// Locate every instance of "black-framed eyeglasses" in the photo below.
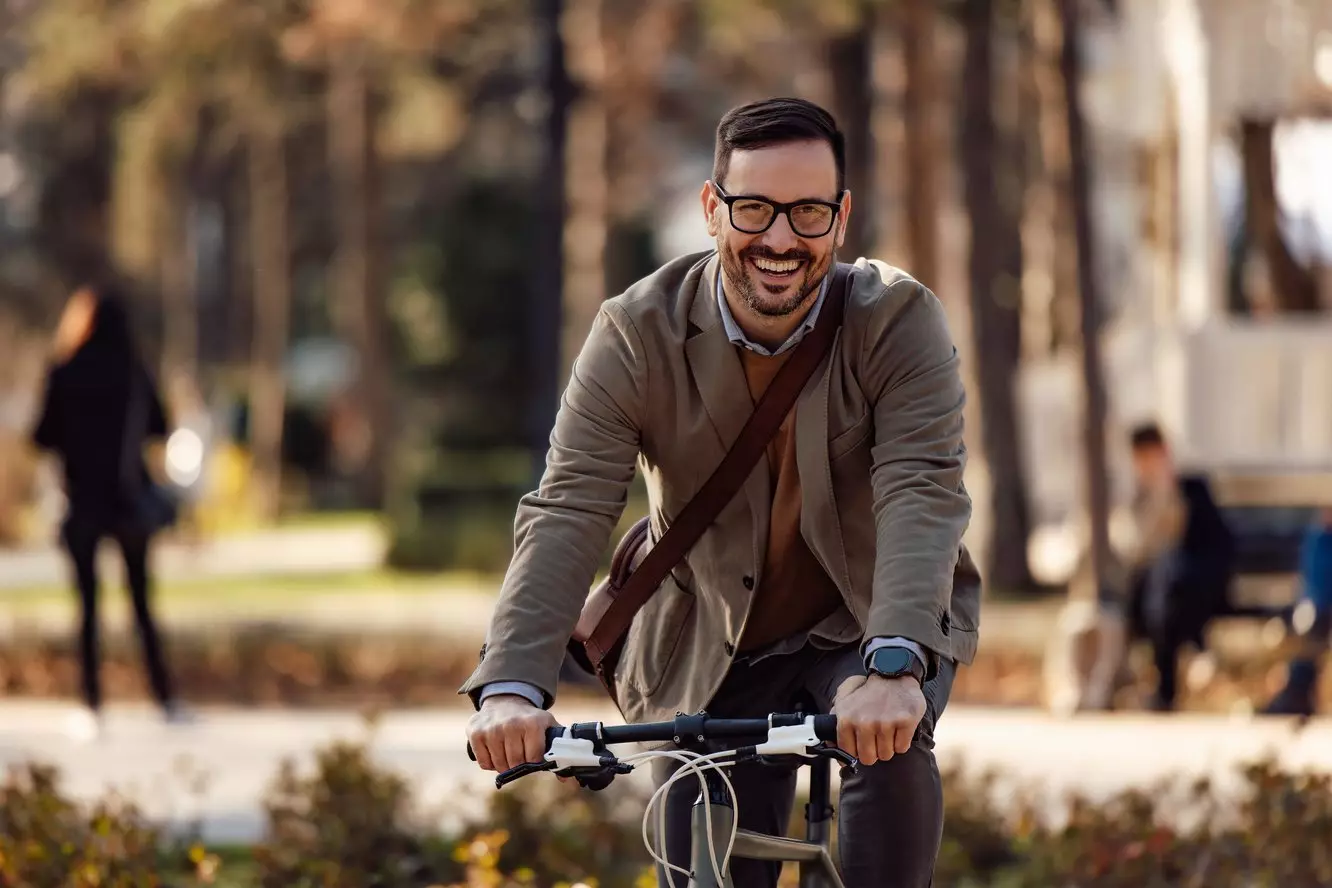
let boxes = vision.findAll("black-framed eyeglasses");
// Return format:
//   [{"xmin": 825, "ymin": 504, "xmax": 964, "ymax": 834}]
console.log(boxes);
[{"xmin": 712, "ymin": 183, "xmax": 844, "ymax": 238}]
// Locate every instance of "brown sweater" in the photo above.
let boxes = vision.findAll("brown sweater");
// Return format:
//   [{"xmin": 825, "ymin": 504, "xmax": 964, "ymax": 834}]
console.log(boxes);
[{"xmin": 735, "ymin": 347, "xmax": 846, "ymax": 652}]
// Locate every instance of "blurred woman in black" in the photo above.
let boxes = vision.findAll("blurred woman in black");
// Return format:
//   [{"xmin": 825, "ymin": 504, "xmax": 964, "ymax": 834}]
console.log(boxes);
[{"xmin": 31, "ymin": 284, "xmax": 184, "ymax": 739}]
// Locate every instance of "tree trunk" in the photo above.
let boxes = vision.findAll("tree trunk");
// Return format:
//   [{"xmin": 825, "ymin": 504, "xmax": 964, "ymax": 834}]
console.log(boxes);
[
  {"xmin": 961, "ymin": 0, "xmax": 1035, "ymax": 594},
  {"xmin": 1239, "ymin": 118, "xmax": 1320, "ymax": 314},
  {"xmin": 247, "ymin": 119, "xmax": 291, "ymax": 521},
  {"xmin": 1060, "ymin": 0, "xmax": 1112, "ymax": 599},
  {"xmin": 900, "ymin": 0, "xmax": 939, "ymax": 288},
  {"xmin": 825, "ymin": 2, "xmax": 874, "ymax": 260},
  {"xmin": 561, "ymin": 0, "xmax": 608, "ymax": 384},
  {"xmin": 157, "ymin": 166, "xmax": 198, "ymax": 403},
  {"xmin": 1020, "ymin": 0, "xmax": 1080, "ymax": 355},
  {"xmin": 529, "ymin": 0, "xmax": 571, "ymax": 484},
  {"xmin": 328, "ymin": 45, "xmax": 392, "ymax": 507}
]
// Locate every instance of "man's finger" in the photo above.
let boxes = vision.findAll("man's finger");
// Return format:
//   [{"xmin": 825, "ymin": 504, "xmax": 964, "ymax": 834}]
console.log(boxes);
[
  {"xmin": 524, "ymin": 723, "xmax": 547, "ymax": 765},
  {"xmin": 893, "ymin": 721, "xmax": 914, "ymax": 756},
  {"xmin": 504, "ymin": 732, "xmax": 527, "ymax": 771},
  {"xmin": 837, "ymin": 720, "xmax": 859, "ymax": 760},
  {"xmin": 472, "ymin": 733, "xmax": 496, "ymax": 772},
  {"xmin": 855, "ymin": 724, "xmax": 879, "ymax": 766}
]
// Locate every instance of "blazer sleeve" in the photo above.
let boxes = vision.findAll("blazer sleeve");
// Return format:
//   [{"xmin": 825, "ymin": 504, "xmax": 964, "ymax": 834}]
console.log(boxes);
[
  {"xmin": 458, "ymin": 301, "xmax": 648, "ymax": 708},
  {"xmin": 858, "ymin": 279, "xmax": 971, "ymax": 669}
]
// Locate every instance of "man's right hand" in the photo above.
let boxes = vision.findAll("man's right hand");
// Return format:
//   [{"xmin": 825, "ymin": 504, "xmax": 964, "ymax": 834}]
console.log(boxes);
[{"xmin": 466, "ymin": 694, "xmax": 559, "ymax": 773}]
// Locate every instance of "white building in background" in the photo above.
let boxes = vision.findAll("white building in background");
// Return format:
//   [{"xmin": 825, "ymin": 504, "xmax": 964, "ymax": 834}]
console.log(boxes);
[{"xmin": 1020, "ymin": 0, "xmax": 1332, "ymax": 558}]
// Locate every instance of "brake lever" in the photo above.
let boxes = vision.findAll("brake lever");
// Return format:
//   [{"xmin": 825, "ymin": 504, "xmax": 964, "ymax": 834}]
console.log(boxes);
[
  {"xmin": 494, "ymin": 760, "xmax": 557, "ymax": 789},
  {"xmin": 813, "ymin": 743, "xmax": 860, "ymax": 776},
  {"xmin": 559, "ymin": 762, "xmax": 634, "ymax": 792}
]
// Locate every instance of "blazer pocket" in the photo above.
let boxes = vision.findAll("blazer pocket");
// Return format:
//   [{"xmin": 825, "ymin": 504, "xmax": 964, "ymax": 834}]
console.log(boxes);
[
  {"xmin": 828, "ymin": 412, "xmax": 872, "ymax": 461},
  {"xmin": 622, "ymin": 576, "xmax": 696, "ymax": 698}
]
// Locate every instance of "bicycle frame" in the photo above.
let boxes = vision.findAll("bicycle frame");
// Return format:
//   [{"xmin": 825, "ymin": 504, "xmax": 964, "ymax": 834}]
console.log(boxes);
[
  {"xmin": 472, "ymin": 711, "xmax": 849, "ymax": 888},
  {"xmin": 674, "ymin": 754, "xmax": 844, "ymax": 888}
]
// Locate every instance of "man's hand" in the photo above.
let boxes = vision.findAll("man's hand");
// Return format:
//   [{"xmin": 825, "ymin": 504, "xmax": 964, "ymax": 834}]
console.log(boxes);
[
  {"xmin": 467, "ymin": 694, "xmax": 560, "ymax": 773},
  {"xmin": 831, "ymin": 674, "xmax": 927, "ymax": 766}
]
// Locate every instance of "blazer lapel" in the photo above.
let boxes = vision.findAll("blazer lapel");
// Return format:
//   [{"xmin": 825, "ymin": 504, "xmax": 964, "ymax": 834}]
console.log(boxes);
[{"xmin": 684, "ymin": 254, "xmax": 772, "ymax": 575}]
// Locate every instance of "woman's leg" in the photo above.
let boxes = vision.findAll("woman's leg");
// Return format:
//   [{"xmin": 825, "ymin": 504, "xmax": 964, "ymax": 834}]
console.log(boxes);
[
  {"xmin": 116, "ymin": 527, "xmax": 175, "ymax": 710},
  {"xmin": 62, "ymin": 515, "xmax": 103, "ymax": 712}
]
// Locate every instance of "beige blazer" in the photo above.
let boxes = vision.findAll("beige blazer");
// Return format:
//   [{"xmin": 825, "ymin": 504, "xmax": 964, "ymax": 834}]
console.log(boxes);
[{"xmin": 460, "ymin": 251, "xmax": 982, "ymax": 726}]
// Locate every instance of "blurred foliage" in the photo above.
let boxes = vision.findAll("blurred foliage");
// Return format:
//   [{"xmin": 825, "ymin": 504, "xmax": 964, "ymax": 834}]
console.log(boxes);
[
  {"xmin": 0, "ymin": 621, "xmax": 1319, "ymax": 715},
  {"xmin": 0, "ymin": 761, "xmax": 216, "ymax": 887},
  {"xmin": 253, "ymin": 739, "xmax": 460, "ymax": 887},
  {"xmin": 4, "ymin": 733, "xmax": 1332, "ymax": 887}
]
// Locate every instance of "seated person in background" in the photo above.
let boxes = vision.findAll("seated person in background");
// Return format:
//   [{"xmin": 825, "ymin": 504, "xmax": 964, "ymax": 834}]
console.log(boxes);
[
  {"xmin": 1124, "ymin": 423, "xmax": 1235, "ymax": 711},
  {"xmin": 1262, "ymin": 507, "xmax": 1332, "ymax": 717}
]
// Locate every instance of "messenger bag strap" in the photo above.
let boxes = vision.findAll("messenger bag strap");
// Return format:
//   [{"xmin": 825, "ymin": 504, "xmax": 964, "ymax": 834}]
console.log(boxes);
[{"xmin": 583, "ymin": 262, "xmax": 852, "ymax": 665}]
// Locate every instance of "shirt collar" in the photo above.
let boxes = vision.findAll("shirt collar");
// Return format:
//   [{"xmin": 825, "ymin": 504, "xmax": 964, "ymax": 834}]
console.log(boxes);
[{"xmin": 714, "ymin": 266, "xmax": 830, "ymax": 357}]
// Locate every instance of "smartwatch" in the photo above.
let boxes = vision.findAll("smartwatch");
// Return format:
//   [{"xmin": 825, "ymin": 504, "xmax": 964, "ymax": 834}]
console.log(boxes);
[{"xmin": 868, "ymin": 646, "xmax": 926, "ymax": 688}]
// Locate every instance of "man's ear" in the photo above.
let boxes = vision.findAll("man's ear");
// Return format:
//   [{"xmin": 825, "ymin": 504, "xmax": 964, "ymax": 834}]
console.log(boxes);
[
  {"xmin": 835, "ymin": 190, "xmax": 852, "ymax": 250},
  {"xmin": 701, "ymin": 181, "xmax": 722, "ymax": 237}
]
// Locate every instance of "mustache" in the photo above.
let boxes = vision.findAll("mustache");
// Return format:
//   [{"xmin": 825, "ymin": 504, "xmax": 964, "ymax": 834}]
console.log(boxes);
[{"xmin": 743, "ymin": 247, "xmax": 812, "ymax": 263}]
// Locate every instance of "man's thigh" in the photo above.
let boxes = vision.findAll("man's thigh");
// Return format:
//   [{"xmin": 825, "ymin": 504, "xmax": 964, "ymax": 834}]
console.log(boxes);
[{"xmin": 805, "ymin": 645, "xmax": 957, "ymax": 888}]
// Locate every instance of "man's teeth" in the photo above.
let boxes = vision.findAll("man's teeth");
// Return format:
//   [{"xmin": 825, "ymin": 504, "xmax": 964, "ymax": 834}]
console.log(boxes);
[{"xmin": 754, "ymin": 258, "xmax": 800, "ymax": 273}]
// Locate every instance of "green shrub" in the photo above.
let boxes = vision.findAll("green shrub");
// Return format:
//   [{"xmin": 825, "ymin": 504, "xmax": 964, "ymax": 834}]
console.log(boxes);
[
  {"xmin": 5, "ymin": 733, "xmax": 1332, "ymax": 887},
  {"xmin": 251, "ymin": 738, "xmax": 459, "ymax": 888},
  {"xmin": 0, "ymin": 762, "xmax": 215, "ymax": 887}
]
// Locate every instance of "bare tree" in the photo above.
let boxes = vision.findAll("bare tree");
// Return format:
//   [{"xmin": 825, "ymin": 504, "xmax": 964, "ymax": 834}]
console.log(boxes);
[
  {"xmin": 1061, "ymin": 0, "xmax": 1111, "ymax": 595},
  {"xmin": 961, "ymin": 0, "xmax": 1035, "ymax": 593},
  {"xmin": 899, "ymin": 0, "xmax": 940, "ymax": 288},
  {"xmin": 247, "ymin": 114, "xmax": 291, "ymax": 520},
  {"xmin": 1239, "ymin": 119, "xmax": 1320, "ymax": 313}
]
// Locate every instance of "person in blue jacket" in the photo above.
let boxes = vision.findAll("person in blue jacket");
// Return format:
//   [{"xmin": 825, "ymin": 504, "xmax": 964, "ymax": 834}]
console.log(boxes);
[{"xmin": 1263, "ymin": 507, "xmax": 1332, "ymax": 716}]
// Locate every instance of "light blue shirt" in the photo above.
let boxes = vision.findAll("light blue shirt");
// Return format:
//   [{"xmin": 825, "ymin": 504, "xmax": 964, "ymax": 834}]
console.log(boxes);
[{"xmin": 478, "ymin": 267, "xmax": 928, "ymax": 709}]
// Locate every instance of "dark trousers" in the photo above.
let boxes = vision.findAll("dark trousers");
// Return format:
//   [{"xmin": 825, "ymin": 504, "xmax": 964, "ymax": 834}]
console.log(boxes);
[
  {"xmin": 61, "ymin": 511, "xmax": 174, "ymax": 711},
  {"xmin": 1129, "ymin": 553, "xmax": 1229, "ymax": 709},
  {"xmin": 651, "ymin": 642, "xmax": 955, "ymax": 888}
]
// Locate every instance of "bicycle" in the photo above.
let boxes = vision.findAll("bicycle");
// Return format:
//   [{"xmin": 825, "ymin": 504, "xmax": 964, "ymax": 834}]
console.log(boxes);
[{"xmin": 467, "ymin": 710, "xmax": 857, "ymax": 888}]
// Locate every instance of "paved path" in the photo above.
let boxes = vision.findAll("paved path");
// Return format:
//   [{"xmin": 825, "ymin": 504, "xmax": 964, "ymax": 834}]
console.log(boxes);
[
  {"xmin": 0, "ymin": 700, "xmax": 1325, "ymax": 845},
  {"xmin": 0, "ymin": 524, "xmax": 387, "ymax": 591}
]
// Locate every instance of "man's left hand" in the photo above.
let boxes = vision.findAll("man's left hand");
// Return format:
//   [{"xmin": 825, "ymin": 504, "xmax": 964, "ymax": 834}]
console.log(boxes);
[{"xmin": 831, "ymin": 674, "xmax": 927, "ymax": 766}]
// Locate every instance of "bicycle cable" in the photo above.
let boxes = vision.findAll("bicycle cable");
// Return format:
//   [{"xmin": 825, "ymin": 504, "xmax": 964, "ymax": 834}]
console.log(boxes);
[{"xmin": 622, "ymin": 747, "xmax": 741, "ymax": 888}]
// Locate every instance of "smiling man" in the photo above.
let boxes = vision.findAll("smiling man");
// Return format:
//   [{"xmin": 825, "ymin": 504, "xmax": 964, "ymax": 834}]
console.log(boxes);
[{"xmin": 462, "ymin": 97, "xmax": 981, "ymax": 887}]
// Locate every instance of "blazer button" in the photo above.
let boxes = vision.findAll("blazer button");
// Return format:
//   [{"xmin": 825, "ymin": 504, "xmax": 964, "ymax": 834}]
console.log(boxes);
[
  {"xmin": 724, "ymin": 641, "xmax": 736, "ymax": 657},
  {"xmin": 742, "ymin": 575, "xmax": 754, "ymax": 591}
]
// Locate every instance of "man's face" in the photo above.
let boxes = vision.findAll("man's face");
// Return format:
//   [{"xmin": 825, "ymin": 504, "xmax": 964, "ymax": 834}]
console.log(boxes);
[
  {"xmin": 1131, "ymin": 444, "xmax": 1173, "ymax": 489},
  {"xmin": 700, "ymin": 140, "xmax": 849, "ymax": 319}
]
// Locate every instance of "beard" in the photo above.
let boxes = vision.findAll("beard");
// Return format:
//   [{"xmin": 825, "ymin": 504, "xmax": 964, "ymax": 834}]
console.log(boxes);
[{"xmin": 719, "ymin": 241, "xmax": 833, "ymax": 318}]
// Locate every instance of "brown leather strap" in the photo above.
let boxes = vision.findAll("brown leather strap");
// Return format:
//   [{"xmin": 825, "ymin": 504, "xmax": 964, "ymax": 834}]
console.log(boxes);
[{"xmin": 584, "ymin": 263, "xmax": 852, "ymax": 664}]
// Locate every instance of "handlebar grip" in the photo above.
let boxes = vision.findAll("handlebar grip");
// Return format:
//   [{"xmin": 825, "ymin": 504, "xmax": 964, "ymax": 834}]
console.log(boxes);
[{"xmin": 812, "ymin": 714, "xmax": 837, "ymax": 742}]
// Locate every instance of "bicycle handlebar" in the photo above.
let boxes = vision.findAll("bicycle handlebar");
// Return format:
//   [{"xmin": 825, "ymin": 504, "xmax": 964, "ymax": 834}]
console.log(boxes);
[{"xmin": 466, "ymin": 712, "xmax": 838, "ymax": 763}]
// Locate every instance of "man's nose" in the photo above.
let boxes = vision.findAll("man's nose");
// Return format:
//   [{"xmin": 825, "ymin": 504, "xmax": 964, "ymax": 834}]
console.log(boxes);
[{"xmin": 759, "ymin": 212, "xmax": 800, "ymax": 252}]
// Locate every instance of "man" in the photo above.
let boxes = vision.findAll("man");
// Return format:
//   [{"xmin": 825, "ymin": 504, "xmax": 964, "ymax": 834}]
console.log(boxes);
[
  {"xmin": 1124, "ymin": 422, "xmax": 1234, "ymax": 711},
  {"xmin": 461, "ymin": 97, "xmax": 981, "ymax": 887}
]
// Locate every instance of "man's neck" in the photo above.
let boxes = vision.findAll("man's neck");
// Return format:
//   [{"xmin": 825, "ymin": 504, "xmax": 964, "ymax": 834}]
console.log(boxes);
[{"xmin": 720, "ymin": 280, "xmax": 819, "ymax": 352}]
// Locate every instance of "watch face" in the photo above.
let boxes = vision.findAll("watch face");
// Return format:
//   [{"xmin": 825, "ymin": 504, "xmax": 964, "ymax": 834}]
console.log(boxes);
[{"xmin": 871, "ymin": 647, "xmax": 916, "ymax": 676}]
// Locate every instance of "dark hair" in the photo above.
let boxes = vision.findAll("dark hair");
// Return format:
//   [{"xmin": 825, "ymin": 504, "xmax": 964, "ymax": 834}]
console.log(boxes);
[
  {"xmin": 82, "ymin": 282, "xmax": 139, "ymax": 362},
  {"xmin": 1129, "ymin": 422, "xmax": 1167, "ymax": 451},
  {"xmin": 713, "ymin": 97, "xmax": 846, "ymax": 194}
]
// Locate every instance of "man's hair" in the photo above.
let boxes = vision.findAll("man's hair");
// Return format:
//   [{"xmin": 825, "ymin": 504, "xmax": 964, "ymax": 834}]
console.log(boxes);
[
  {"xmin": 713, "ymin": 97, "xmax": 846, "ymax": 194},
  {"xmin": 1129, "ymin": 422, "xmax": 1167, "ymax": 451}
]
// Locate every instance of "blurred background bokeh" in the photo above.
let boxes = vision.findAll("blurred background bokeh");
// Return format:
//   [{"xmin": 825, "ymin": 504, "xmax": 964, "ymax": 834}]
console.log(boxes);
[{"xmin": 0, "ymin": 1, "xmax": 1331, "ymax": 884}]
